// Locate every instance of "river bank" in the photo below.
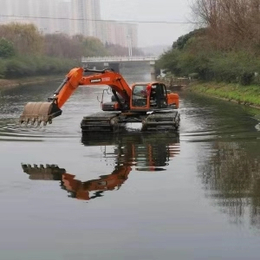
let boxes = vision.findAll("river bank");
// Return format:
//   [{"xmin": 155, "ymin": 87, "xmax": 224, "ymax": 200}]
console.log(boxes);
[
  {"xmin": 0, "ymin": 75, "xmax": 63, "ymax": 91},
  {"xmin": 187, "ymin": 81, "xmax": 260, "ymax": 110},
  {"xmin": 2, "ymin": 75, "xmax": 260, "ymax": 111}
]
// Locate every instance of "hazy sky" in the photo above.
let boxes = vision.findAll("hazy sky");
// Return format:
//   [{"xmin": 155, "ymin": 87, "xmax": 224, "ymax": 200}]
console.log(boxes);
[{"xmin": 100, "ymin": 0, "xmax": 195, "ymax": 48}]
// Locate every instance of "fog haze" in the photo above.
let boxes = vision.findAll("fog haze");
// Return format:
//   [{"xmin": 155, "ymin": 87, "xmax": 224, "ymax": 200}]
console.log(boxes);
[{"xmin": 100, "ymin": 0, "xmax": 193, "ymax": 47}]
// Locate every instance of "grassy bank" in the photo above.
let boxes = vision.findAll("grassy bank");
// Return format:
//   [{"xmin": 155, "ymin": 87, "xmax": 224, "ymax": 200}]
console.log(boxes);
[{"xmin": 188, "ymin": 81, "xmax": 260, "ymax": 109}]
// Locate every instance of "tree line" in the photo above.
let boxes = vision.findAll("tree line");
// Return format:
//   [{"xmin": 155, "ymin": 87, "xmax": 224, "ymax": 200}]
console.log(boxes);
[
  {"xmin": 158, "ymin": 0, "xmax": 260, "ymax": 85},
  {"xmin": 0, "ymin": 22, "xmax": 143, "ymax": 79}
]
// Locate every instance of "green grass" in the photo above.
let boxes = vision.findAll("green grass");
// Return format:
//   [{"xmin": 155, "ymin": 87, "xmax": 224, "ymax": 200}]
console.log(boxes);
[{"xmin": 189, "ymin": 82, "xmax": 260, "ymax": 107}]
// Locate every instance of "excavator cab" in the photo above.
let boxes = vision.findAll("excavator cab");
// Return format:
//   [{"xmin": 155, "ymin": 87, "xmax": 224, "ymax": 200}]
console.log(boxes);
[{"xmin": 130, "ymin": 83, "xmax": 168, "ymax": 110}]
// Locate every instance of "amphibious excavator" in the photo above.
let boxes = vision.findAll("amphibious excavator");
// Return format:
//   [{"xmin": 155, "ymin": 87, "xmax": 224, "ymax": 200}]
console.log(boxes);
[{"xmin": 20, "ymin": 67, "xmax": 180, "ymax": 132}]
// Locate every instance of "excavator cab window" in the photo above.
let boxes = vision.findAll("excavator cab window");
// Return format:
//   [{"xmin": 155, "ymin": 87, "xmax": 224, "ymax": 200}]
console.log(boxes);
[
  {"xmin": 132, "ymin": 85, "xmax": 148, "ymax": 107},
  {"xmin": 150, "ymin": 84, "xmax": 168, "ymax": 108}
]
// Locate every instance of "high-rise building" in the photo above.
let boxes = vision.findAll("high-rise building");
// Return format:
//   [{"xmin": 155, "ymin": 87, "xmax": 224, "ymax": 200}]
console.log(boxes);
[
  {"xmin": 36, "ymin": 0, "xmax": 57, "ymax": 34},
  {"xmin": 99, "ymin": 21, "xmax": 138, "ymax": 49},
  {"xmin": 0, "ymin": 0, "xmax": 30, "ymax": 23},
  {"xmin": 71, "ymin": 0, "xmax": 100, "ymax": 37},
  {"xmin": 56, "ymin": 1, "xmax": 70, "ymax": 34},
  {"xmin": 0, "ymin": 0, "xmax": 138, "ymax": 48}
]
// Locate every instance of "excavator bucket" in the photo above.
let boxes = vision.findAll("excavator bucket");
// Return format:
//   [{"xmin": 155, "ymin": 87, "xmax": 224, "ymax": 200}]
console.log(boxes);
[{"xmin": 19, "ymin": 101, "xmax": 62, "ymax": 125}]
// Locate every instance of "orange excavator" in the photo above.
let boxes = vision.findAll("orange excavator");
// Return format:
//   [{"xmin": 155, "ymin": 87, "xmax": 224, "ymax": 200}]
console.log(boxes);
[{"xmin": 19, "ymin": 67, "xmax": 180, "ymax": 132}]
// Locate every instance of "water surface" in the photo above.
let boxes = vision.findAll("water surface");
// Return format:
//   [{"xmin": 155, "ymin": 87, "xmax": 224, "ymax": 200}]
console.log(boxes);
[{"xmin": 1, "ymin": 73, "xmax": 260, "ymax": 260}]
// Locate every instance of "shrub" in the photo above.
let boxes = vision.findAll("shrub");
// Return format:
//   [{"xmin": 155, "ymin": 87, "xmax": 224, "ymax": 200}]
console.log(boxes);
[{"xmin": 0, "ymin": 38, "xmax": 15, "ymax": 58}]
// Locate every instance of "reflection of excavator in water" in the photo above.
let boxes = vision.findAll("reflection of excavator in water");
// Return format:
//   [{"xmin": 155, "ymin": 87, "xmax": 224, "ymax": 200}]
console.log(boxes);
[
  {"xmin": 20, "ymin": 67, "xmax": 180, "ymax": 132},
  {"xmin": 21, "ymin": 132, "xmax": 180, "ymax": 201},
  {"xmin": 22, "ymin": 164, "xmax": 131, "ymax": 201}
]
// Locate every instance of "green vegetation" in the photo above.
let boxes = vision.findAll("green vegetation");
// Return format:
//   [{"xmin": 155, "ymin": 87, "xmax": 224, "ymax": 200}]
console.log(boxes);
[
  {"xmin": 0, "ymin": 55, "xmax": 79, "ymax": 78},
  {"xmin": 0, "ymin": 38, "xmax": 15, "ymax": 58},
  {"xmin": 157, "ymin": 31, "xmax": 260, "ymax": 86},
  {"xmin": 157, "ymin": 0, "xmax": 260, "ymax": 107},
  {"xmin": 189, "ymin": 82, "xmax": 260, "ymax": 107},
  {"xmin": 0, "ymin": 22, "xmax": 144, "ymax": 80}
]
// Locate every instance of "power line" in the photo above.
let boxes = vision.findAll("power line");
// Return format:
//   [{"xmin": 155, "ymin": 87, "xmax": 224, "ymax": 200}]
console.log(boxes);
[{"xmin": 0, "ymin": 14, "xmax": 195, "ymax": 25}]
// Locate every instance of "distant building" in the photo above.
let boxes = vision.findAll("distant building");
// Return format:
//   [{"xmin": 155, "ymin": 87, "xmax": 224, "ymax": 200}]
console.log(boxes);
[
  {"xmin": 70, "ymin": 0, "xmax": 100, "ymax": 37},
  {"xmin": 56, "ymin": 1, "xmax": 70, "ymax": 35},
  {"xmin": 0, "ymin": 0, "xmax": 138, "ymax": 48},
  {"xmin": 99, "ymin": 21, "xmax": 138, "ymax": 49},
  {"xmin": 0, "ymin": 0, "xmax": 61, "ymax": 33}
]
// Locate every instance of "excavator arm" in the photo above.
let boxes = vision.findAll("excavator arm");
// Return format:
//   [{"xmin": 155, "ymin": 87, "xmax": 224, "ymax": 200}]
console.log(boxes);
[{"xmin": 20, "ymin": 67, "xmax": 132, "ymax": 125}]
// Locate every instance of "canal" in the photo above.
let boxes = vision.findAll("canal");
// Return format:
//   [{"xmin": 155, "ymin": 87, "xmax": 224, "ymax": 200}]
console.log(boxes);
[{"xmin": 1, "ymin": 71, "xmax": 260, "ymax": 260}]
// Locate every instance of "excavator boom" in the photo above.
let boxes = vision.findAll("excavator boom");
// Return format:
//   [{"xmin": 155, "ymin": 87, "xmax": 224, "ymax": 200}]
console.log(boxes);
[{"xmin": 20, "ymin": 67, "xmax": 132, "ymax": 125}]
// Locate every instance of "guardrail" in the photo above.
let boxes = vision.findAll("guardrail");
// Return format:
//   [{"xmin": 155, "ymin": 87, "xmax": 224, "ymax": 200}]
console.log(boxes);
[{"xmin": 81, "ymin": 56, "xmax": 159, "ymax": 63}]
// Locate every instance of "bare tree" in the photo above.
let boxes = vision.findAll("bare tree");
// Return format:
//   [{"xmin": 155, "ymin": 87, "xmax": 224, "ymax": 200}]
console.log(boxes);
[
  {"xmin": 43, "ymin": 33, "xmax": 83, "ymax": 59},
  {"xmin": 191, "ymin": 0, "xmax": 260, "ymax": 52}
]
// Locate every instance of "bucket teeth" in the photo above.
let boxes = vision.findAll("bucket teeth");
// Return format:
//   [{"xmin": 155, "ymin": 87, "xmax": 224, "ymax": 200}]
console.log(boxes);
[
  {"xmin": 19, "ymin": 102, "xmax": 62, "ymax": 126},
  {"xmin": 30, "ymin": 118, "xmax": 36, "ymax": 125},
  {"xmin": 37, "ymin": 119, "xmax": 42, "ymax": 126},
  {"xmin": 21, "ymin": 163, "xmax": 66, "ymax": 180}
]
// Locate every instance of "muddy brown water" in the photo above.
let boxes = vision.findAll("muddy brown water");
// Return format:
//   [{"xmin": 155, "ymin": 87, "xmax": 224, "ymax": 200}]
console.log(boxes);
[{"xmin": 1, "ymin": 73, "xmax": 260, "ymax": 260}]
